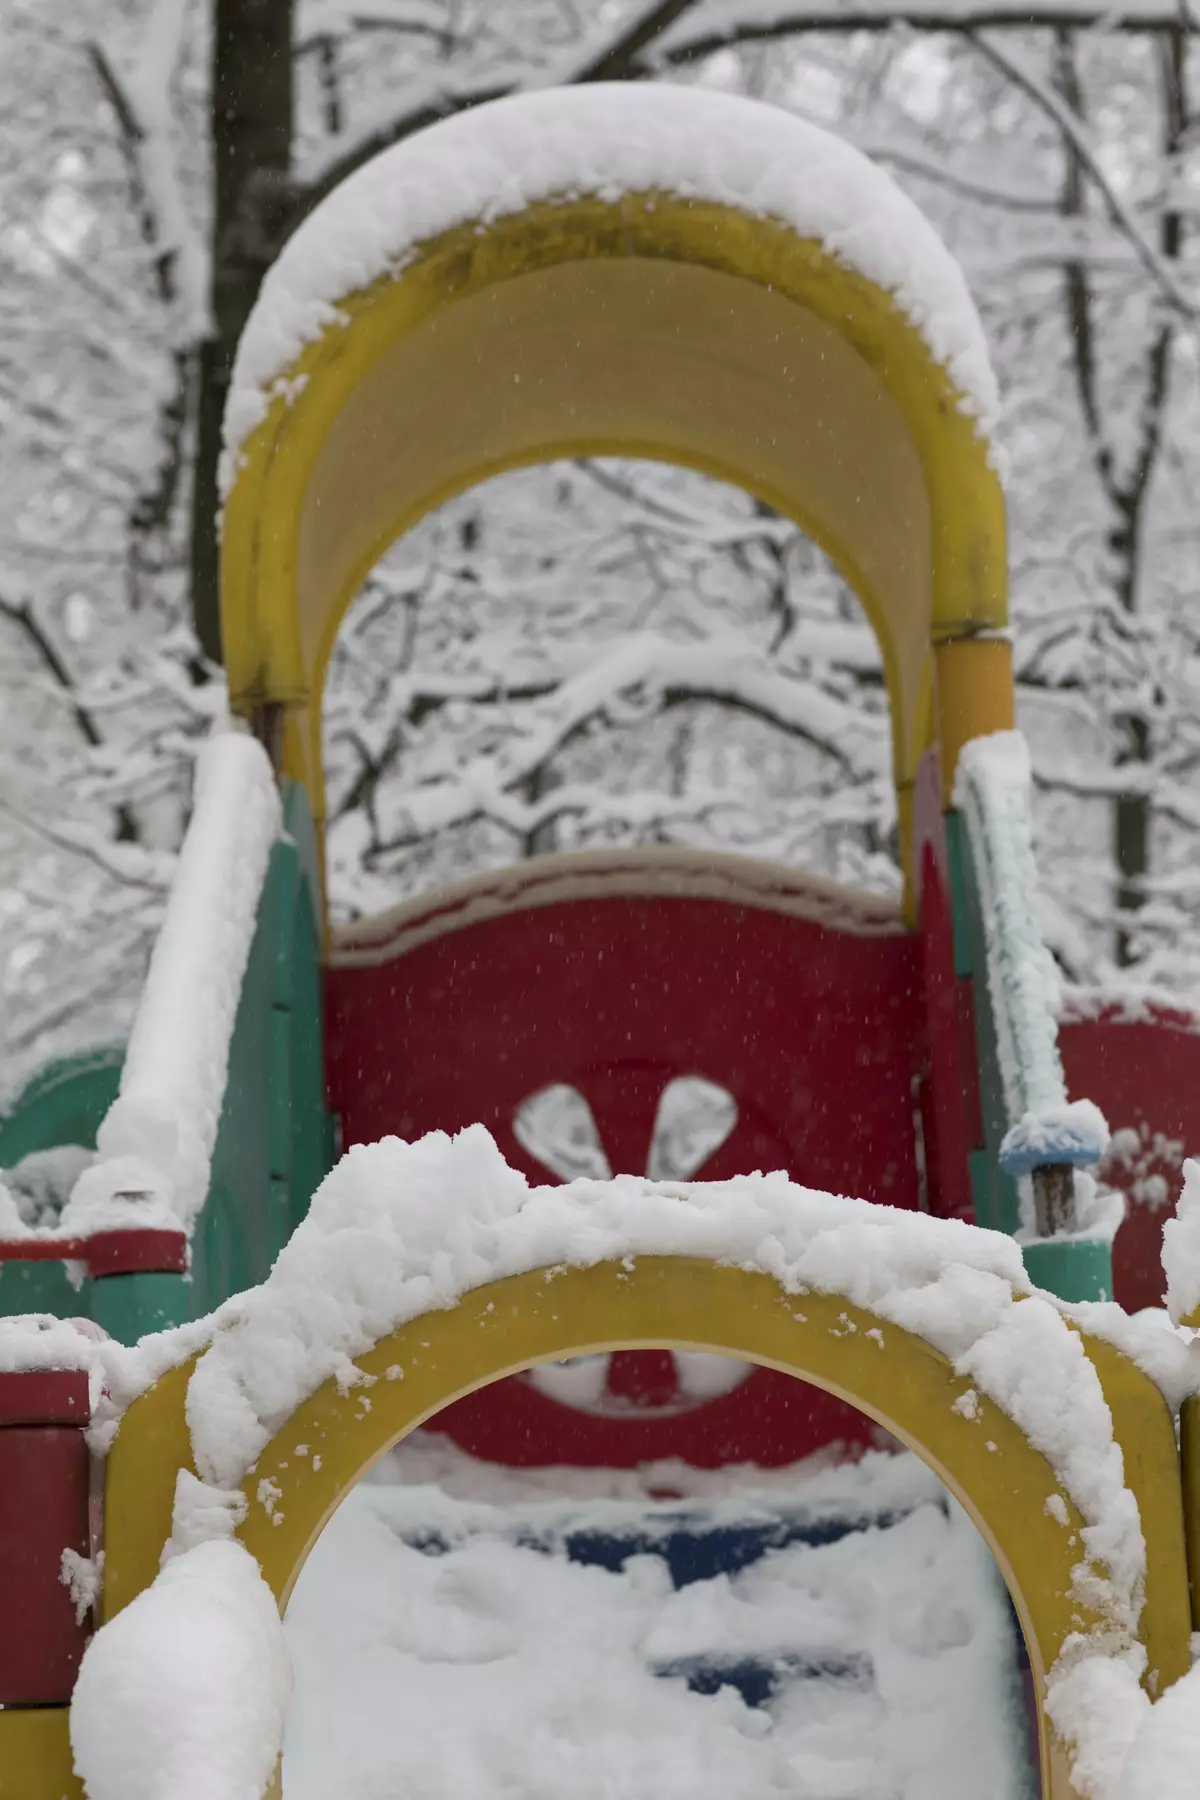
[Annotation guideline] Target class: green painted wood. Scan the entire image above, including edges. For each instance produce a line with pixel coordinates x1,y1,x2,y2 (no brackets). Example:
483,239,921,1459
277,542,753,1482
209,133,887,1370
91,779,335,1339
1023,1237,1112,1304
91,1272,191,1338
946,811,1112,1302
283,804,334,1237
0,1259,87,1321
944,810,1020,1236
0,1048,124,1167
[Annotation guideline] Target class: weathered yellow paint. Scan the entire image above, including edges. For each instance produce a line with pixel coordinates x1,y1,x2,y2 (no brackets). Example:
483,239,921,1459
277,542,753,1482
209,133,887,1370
934,635,1017,802
0,1707,83,1800
104,1257,1190,1800
1178,1392,1200,1630
219,193,1008,916
102,1355,196,1623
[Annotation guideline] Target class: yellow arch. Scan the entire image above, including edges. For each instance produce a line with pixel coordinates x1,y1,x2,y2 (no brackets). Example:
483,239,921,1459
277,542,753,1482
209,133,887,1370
220,192,1012,913
101,1258,1190,1800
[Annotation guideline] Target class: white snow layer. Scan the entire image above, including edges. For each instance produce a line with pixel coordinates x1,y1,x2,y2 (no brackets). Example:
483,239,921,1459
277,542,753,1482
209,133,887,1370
282,1457,1030,1800
60,731,280,1238
953,731,1109,1196
1161,1158,1200,1326
221,83,999,491
70,1539,291,1800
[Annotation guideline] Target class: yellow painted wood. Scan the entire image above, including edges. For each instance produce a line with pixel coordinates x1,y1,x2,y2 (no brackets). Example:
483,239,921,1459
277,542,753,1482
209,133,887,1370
0,1707,83,1800
220,194,1007,919
1179,1392,1200,1630
934,635,1016,802
102,1356,197,1622
1083,1332,1192,1697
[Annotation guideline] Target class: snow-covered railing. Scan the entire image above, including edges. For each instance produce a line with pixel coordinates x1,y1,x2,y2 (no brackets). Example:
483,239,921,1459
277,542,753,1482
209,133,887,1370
57,731,281,1242
953,731,1108,1233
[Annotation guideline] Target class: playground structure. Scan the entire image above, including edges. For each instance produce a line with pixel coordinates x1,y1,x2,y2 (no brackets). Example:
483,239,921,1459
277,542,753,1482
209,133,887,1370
2,80,1200,1800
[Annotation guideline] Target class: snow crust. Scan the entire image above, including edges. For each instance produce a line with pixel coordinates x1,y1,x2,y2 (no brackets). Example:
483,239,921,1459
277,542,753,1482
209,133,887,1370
70,1539,291,1800
1001,1099,1110,1174
222,83,999,492
283,1456,1029,1800
1161,1158,1200,1326
59,731,280,1238
0,1313,94,1376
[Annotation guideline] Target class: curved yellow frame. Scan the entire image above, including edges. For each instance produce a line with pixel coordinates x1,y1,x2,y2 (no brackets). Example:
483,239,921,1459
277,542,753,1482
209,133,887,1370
220,194,1011,909
99,1258,1189,1800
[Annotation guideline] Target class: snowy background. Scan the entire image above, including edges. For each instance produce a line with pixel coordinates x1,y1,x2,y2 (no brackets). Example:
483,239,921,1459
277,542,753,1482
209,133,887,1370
2,0,1199,1091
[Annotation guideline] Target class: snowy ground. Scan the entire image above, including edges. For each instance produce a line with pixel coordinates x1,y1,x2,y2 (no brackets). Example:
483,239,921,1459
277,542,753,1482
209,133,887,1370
283,1434,1034,1800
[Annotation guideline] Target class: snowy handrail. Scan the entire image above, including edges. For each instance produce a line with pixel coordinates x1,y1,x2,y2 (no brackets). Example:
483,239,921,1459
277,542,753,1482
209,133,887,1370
952,732,1108,1201
60,731,281,1239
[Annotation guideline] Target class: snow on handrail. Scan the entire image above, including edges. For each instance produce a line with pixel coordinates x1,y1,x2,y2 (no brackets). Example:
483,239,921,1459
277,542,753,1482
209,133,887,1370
60,731,281,1239
953,731,1108,1178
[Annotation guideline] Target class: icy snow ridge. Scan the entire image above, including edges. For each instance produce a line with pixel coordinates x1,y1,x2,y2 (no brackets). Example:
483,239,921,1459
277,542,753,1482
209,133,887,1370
222,82,999,493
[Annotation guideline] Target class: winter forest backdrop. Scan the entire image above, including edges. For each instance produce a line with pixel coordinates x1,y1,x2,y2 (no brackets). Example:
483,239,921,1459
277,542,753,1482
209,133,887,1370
2,0,1198,1092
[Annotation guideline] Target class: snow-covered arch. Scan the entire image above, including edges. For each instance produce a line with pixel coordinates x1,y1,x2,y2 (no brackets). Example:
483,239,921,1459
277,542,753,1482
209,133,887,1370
94,1138,1190,1800
218,84,1011,911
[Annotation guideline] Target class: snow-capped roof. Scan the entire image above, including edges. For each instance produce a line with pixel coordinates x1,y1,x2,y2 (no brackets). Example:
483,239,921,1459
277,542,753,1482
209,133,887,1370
222,83,999,492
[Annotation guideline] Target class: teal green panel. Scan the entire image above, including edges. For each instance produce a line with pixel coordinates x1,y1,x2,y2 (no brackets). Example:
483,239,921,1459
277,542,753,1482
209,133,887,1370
268,1175,292,1265
0,1258,88,1319
269,1003,293,1182
1022,1237,1113,1304
0,1047,124,1164
286,856,334,1235
281,779,322,916
943,814,975,982
188,850,286,1314
968,1150,992,1231
945,809,1020,1238
91,1272,191,1341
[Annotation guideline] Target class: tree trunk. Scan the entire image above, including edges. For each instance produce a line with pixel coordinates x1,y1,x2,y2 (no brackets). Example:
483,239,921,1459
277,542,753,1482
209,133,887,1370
1055,26,1186,969
190,0,294,663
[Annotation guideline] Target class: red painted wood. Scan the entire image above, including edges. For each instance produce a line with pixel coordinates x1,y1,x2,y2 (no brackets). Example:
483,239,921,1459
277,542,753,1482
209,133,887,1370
433,1366,887,1469
0,1425,90,1702
0,1228,186,1276
0,1371,89,1427
327,883,923,1466
1060,1010,1200,1313
327,894,924,1208
86,1228,187,1276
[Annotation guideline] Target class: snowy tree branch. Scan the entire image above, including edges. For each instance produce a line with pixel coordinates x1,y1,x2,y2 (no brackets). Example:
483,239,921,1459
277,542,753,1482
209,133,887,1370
968,29,1198,318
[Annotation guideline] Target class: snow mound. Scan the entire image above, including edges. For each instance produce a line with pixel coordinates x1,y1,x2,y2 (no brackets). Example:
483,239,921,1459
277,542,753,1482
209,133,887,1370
283,1467,1030,1800
1162,1158,1200,1326
222,83,998,491
70,1539,291,1800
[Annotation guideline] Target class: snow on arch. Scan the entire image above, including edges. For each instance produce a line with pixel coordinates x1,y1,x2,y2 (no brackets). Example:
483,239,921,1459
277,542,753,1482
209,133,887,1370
221,81,999,492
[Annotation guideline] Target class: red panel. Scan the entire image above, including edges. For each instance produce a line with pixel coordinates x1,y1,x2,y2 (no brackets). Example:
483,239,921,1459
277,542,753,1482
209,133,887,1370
1060,1013,1200,1313
0,1371,89,1428
327,889,923,1467
0,1426,90,1702
434,1367,880,1469
328,895,923,1208
0,1228,187,1275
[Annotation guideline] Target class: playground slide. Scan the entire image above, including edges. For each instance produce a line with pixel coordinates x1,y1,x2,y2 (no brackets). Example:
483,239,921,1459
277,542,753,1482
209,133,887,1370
5,80,1200,1800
